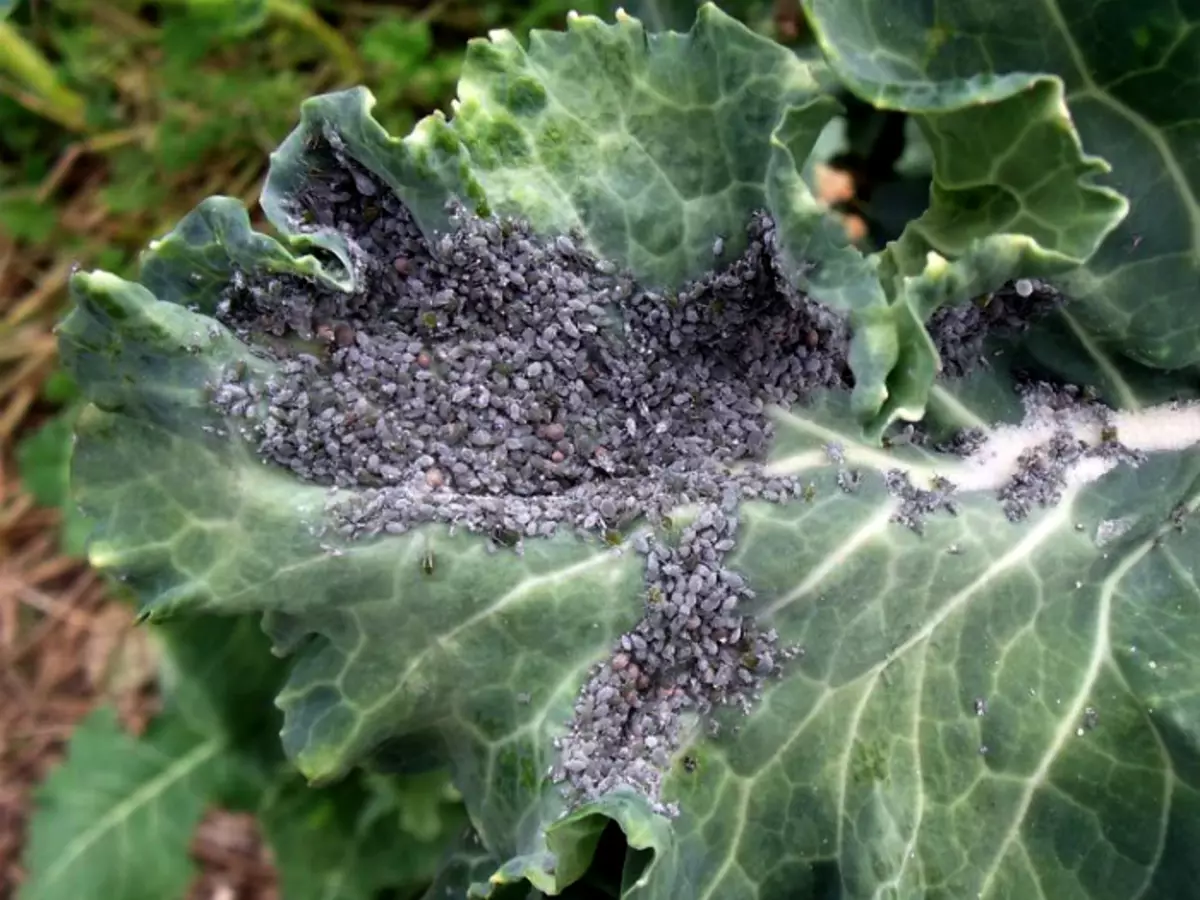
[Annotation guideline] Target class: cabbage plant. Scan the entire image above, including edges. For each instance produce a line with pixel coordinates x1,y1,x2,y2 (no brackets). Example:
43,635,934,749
59,3,1200,897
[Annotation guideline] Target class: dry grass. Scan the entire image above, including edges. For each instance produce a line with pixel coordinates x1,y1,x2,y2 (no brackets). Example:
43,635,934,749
0,128,279,899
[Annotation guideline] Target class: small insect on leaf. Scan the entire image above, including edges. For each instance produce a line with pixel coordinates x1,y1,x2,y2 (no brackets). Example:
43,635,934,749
682,755,698,773
803,483,816,502
490,526,521,548
1100,424,1119,443
421,543,435,576
1171,504,1189,531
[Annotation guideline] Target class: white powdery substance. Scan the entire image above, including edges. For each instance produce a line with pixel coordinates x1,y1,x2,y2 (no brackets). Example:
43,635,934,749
952,399,1200,493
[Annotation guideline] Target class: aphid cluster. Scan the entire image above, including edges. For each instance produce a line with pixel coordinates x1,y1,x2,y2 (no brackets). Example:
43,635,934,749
553,478,809,813
995,383,1145,522
928,283,1063,378
884,470,959,533
207,133,1065,812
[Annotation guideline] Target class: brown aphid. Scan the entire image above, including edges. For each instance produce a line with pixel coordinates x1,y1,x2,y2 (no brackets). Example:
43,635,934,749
416,350,432,368
393,256,410,275
315,323,335,344
425,467,445,489
333,323,356,348
540,422,566,442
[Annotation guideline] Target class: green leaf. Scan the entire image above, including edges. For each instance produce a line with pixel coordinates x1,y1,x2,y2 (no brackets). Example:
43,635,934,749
171,0,268,37
20,709,236,900
800,0,1198,374
61,251,1200,897
17,413,75,509
41,369,80,404
16,407,90,556
155,613,289,770
360,16,433,73
425,828,512,899
0,194,57,243
61,268,648,863
260,771,467,900
444,4,837,288
616,0,785,38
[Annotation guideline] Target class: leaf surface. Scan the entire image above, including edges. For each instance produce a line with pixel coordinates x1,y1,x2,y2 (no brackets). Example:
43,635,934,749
63,267,649,872
635,343,1200,898
61,255,1200,897
802,0,1200,371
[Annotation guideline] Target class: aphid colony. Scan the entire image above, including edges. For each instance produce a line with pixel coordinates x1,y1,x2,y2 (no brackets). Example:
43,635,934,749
208,133,1064,811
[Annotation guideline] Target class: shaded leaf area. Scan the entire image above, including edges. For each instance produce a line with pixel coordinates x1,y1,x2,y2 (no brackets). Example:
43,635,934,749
260,770,468,900
801,0,1200,371
60,238,1200,897
16,610,282,900
19,708,234,900
153,613,290,778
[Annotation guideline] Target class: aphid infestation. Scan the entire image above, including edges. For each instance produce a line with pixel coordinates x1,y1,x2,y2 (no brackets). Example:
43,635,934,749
56,3,1200,897
207,134,1083,812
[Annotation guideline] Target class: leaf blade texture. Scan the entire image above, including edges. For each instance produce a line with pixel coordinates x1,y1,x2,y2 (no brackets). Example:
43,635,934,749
802,0,1199,372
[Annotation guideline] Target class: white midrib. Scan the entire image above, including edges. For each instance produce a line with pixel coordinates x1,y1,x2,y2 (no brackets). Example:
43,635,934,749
34,738,224,894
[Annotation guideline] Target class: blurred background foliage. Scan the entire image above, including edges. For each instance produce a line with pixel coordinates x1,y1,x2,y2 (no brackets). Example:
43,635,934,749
0,2,930,896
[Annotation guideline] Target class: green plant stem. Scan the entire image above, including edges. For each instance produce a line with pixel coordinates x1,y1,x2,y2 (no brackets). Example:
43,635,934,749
265,0,362,84
0,21,87,131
